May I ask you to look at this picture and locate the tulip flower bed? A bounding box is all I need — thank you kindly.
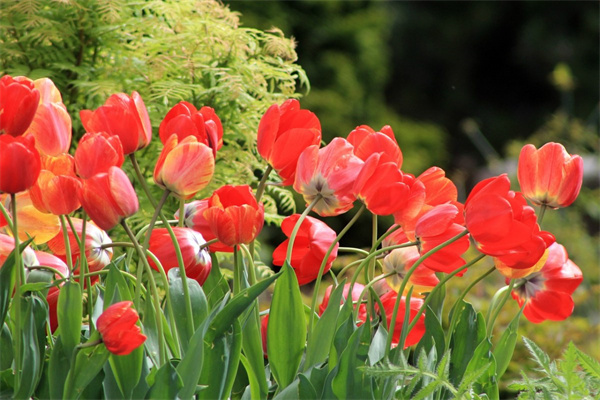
[0,74,594,399]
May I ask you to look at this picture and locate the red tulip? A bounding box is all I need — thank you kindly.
[294,138,364,217]
[75,132,124,179]
[97,301,146,355]
[154,134,215,199]
[261,314,269,356]
[47,218,113,272]
[79,167,139,231]
[24,78,71,156]
[80,91,152,155]
[272,214,339,285]
[510,242,583,323]
[465,175,555,270]
[175,199,233,253]
[381,228,439,295]
[0,135,41,194]
[347,124,402,165]
[257,99,321,185]
[399,167,458,233]
[203,185,264,247]
[354,153,424,216]
[318,283,367,320]
[0,75,40,136]
[378,291,425,348]
[147,228,212,285]
[414,204,470,275]
[159,101,223,157]
[30,154,82,216]
[518,142,584,208]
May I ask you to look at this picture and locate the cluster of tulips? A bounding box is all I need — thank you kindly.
[0,73,585,398]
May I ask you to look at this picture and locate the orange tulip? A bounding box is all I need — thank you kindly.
[79,167,139,231]
[257,99,321,185]
[75,132,124,179]
[0,135,41,194]
[518,142,584,208]
[203,185,264,247]
[29,170,81,216]
[80,91,152,155]
[0,75,39,137]
[154,134,215,199]
[294,138,363,217]
[24,78,72,156]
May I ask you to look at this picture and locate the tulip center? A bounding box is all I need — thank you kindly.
[302,174,337,210]
[514,272,545,300]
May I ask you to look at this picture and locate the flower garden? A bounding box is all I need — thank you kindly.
[0,1,598,399]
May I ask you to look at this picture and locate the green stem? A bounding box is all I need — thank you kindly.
[233,246,241,295]
[486,279,516,337]
[129,153,157,208]
[255,164,273,203]
[285,194,322,262]
[178,199,185,227]
[307,203,365,340]
[386,229,469,357]
[10,193,23,390]
[0,199,14,232]
[537,204,547,225]
[121,220,166,365]
[338,247,370,256]
[366,213,378,320]
[59,215,74,274]
[239,244,257,286]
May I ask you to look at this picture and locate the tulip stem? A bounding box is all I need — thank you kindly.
[178,199,185,227]
[337,247,370,256]
[366,213,378,319]
[538,204,547,225]
[0,199,14,232]
[285,194,322,262]
[10,193,23,391]
[129,153,158,208]
[486,279,516,337]
[59,215,75,274]
[121,220,166,365]
[443,257,491,350]
[307,203,365,341]
[386,229,469,358]
[239,244,257,286]
[255,164,273,203]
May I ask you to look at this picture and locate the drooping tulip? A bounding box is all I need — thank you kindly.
[147,228,212,285]
[203,185,264,247]
[510,242,583,323]
[80,91,152,155]
[272,214,338,285]
[257,99,321,186]
[159,101,223,157]
[294,138,364,217]
[0,135,41,194]
[79,167,139,231]
[465,174,555,270]
[75,132,124,179]
[154,134,215,199]
[0,75,40,137]
[97,301,146,355]
[25,78,71,156]
[518,142,584,209]
[175,199,233,253]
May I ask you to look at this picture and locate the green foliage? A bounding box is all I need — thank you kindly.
[509,338,600,399]
[1,0,308,224]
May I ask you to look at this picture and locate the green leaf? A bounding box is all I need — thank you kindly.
[448,302,485,386]
[415,306,445,365]
[202,253,230,308]
[63,334,110,399]
[103,261,132,308]
[267,261,306,390]
[0,240,32,327]
[493,308,521,379]
[57,281,82,360]
[463,338,498,400]
[168,267,208,353]
[48,337,70,399]
[305,279,346,369]
[241,305,268,399]
[331,320,372,400]
[107,346,144,399]
[147,361,183,399]
[0,323,13,371]
[206,271,280,342]
[522,336,551,371]
[176,318,208,400]
[367,325,388,366]
[575,344,600,379]
[198,318,242,400]
[329,301,356,371]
